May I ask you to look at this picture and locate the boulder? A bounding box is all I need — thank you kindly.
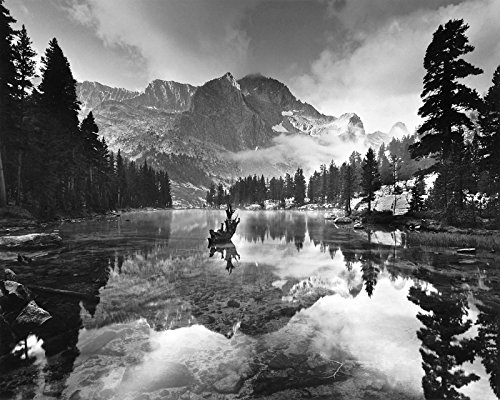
[3,268,17,281]
[227,299,240,308]
[213,372,243,394]
[334,216,352,224]
[15,300,52,328]
[2,280,31,305]
[0,233,62,249]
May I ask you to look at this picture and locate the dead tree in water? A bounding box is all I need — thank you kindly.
[208,204,240,246]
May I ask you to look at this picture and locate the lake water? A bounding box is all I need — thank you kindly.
[0,210,498,400]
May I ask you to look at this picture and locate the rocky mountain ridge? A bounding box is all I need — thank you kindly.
[76,73,410,205]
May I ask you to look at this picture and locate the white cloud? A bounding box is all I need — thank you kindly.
[64,0,252,85]
[292,0,500,133]
[232,131,368,176]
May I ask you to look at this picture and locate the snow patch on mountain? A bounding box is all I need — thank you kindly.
[272,122,288,133]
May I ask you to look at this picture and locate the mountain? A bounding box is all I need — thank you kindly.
[76,73,406,206]
[365,122,410,148]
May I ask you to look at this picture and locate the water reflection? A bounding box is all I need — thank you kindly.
[0,210,498,399]
[409,283,479,399]
[208,241,240,274]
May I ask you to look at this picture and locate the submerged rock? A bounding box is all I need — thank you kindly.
[0,233,62,249]
[1,280,31,305]
[213,372,243,394]
[15,300,52,328]
[3,268,17,281]
[227,299,240,308]
[334,216,352,224]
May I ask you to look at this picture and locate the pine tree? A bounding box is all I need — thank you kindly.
[12,24,37,205]
[307,175,314,203]
[327,161,340,203]
[412,19,482,159]
[361,148,381,212]
[284,172,294,199]
[37,38,81,214]
[409,173,426,213]
[0,0,17,206]
[479,65,500,226]
[293,168,306,206]
[206,182,216,206]
[341,162,354,215]
[410,19,482,219]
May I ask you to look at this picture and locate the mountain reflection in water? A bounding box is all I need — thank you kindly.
[0,210,498,400]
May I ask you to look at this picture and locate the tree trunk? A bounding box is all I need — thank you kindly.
[16,151,22,205]
[0,141,7,207]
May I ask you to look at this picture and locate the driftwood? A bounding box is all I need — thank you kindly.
[27,285,97,301]
[208,204,240,246]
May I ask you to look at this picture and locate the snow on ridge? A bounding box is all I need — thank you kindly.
[272,122,288,133]
[282,110,293,116]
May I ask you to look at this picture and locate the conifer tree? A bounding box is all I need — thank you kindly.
[361,148,381,212]
[409,173,426,213]
[0,0,17,206]
[410,19,482,219]
[479,65,500,223]
[293,168,306,206]
[37,38,81,213]
[341,162,354,215]
[12,24,37,204]
[412,19,482,159]
[327,161,340,203]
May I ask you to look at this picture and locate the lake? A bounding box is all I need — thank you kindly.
[0,210,498,400]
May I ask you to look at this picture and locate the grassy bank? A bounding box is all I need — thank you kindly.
[406,231,500,251]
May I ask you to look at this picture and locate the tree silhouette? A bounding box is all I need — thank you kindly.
[0,0,17,206]
[410,19,482,219]
[408,284,479,399]
[361,148,381,212]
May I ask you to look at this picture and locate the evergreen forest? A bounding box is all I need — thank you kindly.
[0,2,172,218]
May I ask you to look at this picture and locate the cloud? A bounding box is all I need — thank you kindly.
[63,0,254,85]
[292,0,500,133]
[231,131,369,176]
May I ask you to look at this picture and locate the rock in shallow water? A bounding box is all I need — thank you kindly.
[334,216,352,224]
[213,372,243,394]
[227,299,240,308]
[15,300,52,327]
[121,362,195,392]
[0,233,62,249]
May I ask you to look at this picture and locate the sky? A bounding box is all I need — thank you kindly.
[6,0,500,133]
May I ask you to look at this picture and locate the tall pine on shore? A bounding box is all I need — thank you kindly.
[0,0,17,207]
[12,24,37,205]
[361,148,381,213]
[479,66,500,225]
[410,19,482,222]
[37,38,81,214]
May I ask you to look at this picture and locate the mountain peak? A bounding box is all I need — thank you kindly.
[338,113,364,129]
[219,72,240,90]
[389,122,409,139]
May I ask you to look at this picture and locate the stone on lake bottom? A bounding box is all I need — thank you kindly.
[15,300,52,327]
[213,372,243,394]
[334,216,352,224]
[227,299,240,308]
